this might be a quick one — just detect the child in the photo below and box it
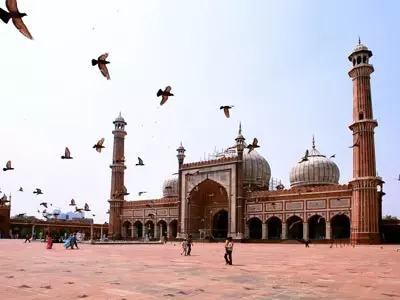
[181,239,187,255]
[224,236,234,265]
[46,235,53,249]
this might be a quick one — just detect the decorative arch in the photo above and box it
[330,214,350,239]
[266,216,282,239]
[307,214,326,240]
[212,209,229,239]
[157,220,168,238]
[187,178,230,238]
[133,220,143,238]
[169,219,178,238]
[248,217,262,239]
[286,215,303,240]
[122,220,132,239]
[144,220,155,239]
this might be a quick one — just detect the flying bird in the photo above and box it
[157,86,174,106]
[145,200,155,208]
[61,147,73,159]
[0,0,33,40]
[75,207,83,213]
[138,191,147,196]
[106,209,110,214]
[116,156,125,164]
[84,203,90,211]
[349,138,360,148]
[92,53,111,80]
[330,154,336,159]
[299,150,309,163]
[394,174,400,181]
[39,202,48,208]
[69,199,76,206]
[92,214,96,217]
[114,186,130,198]
[247,138,260,154]
[33,188,43,195]
[136,157,144,166]
[289,220,301,230]
[18,187,23,192]
[93,138,105,153]
[317,216,325,224]
[148,213,155,218]
[3,160,14,171]
[42,209,46,214]
[220,106,234,118]
[16,213,26,218]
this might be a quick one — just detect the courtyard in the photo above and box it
[0,240,399,300]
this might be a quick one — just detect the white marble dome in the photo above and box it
[217,145,271,187]
[162,174,178,197]
[290,140,340,188]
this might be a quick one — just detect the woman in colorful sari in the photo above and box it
[46,235,53,249]
[63,234,73,249]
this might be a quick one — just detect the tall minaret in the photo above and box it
[108,113,127,240]
[235,122,245,239]
[348,40,383,244]
[176,142,186,237]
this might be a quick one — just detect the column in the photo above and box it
[262,223,268,239]
[167,223,171,238]
[154,224,159,239]
[159,224,163,240]
[326,221,331,239]
[90,224,94,241]
[244,223,249,239]
[132,226,138,238]
[142,224,146,239]
[31,225,35,239]
[303,222,308,240]
[100,226,103,240]
[131,225,134,238]
[282,223,287,239]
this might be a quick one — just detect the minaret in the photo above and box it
[348,40,383,244]
[108,112,127,240]
[176,142,186,237]
[235,122,245,239]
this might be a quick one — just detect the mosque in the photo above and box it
[107,41,386,244]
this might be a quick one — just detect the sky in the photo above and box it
[0,0,399,223]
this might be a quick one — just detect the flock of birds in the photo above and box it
[0,0,262,221]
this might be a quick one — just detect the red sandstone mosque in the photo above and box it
[107,41,386,244]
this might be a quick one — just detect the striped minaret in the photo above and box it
[108,112,127,240]
[348,40,383,244]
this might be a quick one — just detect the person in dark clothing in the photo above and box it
[186,234,193,256]
[24,234,31,243]
[224,236,234,265]
[305,240,311,247]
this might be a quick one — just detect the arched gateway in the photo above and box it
[185,179,229,239]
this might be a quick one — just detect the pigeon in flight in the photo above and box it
[84,203,90,211]
[92,214,96,217]
[148,213,155,218]
[75,207,83,213]
[92,53,111,80]
[61,147,73,159]
[299,150,309,163]
[39,202,48,208]
[116,156,125,164]
[317,216,325,224]
[220,106,234,118]
[42,209,46,214]
[106,209,110,214]
[93,138,105,153]
[3,160,14,171]
[289,220,301,230]
[157,86,174,106]
[349,138,360,148]
[0,0,33,40]
[330,154,336,159]
[395,174,400,181]
[138,191,147,196]
[145,200,155,208]
[33,188,43,195]
[18,187,23,192]
[136,157,144,166]
[69,199,76,206]
[16,213,25,218]
[247,138,260,154]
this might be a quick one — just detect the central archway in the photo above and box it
[212,209,228,239]
[287,215,303,239]
[248,217,262,239]
[187,178,229,238]
[331,214,350,239]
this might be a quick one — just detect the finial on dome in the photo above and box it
[358,36,361,45]
[312,134,316,149]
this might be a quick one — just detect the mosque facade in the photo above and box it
[108,41,385,244]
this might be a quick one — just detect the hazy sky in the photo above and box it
[1,0,399,223]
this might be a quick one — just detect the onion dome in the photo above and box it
[162,174,178,197]
[217,145,271,188]
[289,137,340,188]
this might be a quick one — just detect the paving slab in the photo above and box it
[0,240,399,299]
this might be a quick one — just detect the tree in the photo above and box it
[383,215,399,220]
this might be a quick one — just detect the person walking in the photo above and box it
[24,234,31,243]
[186,234,193,256]
[224,236,234,265]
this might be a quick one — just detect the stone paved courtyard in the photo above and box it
[0,240,399,300]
